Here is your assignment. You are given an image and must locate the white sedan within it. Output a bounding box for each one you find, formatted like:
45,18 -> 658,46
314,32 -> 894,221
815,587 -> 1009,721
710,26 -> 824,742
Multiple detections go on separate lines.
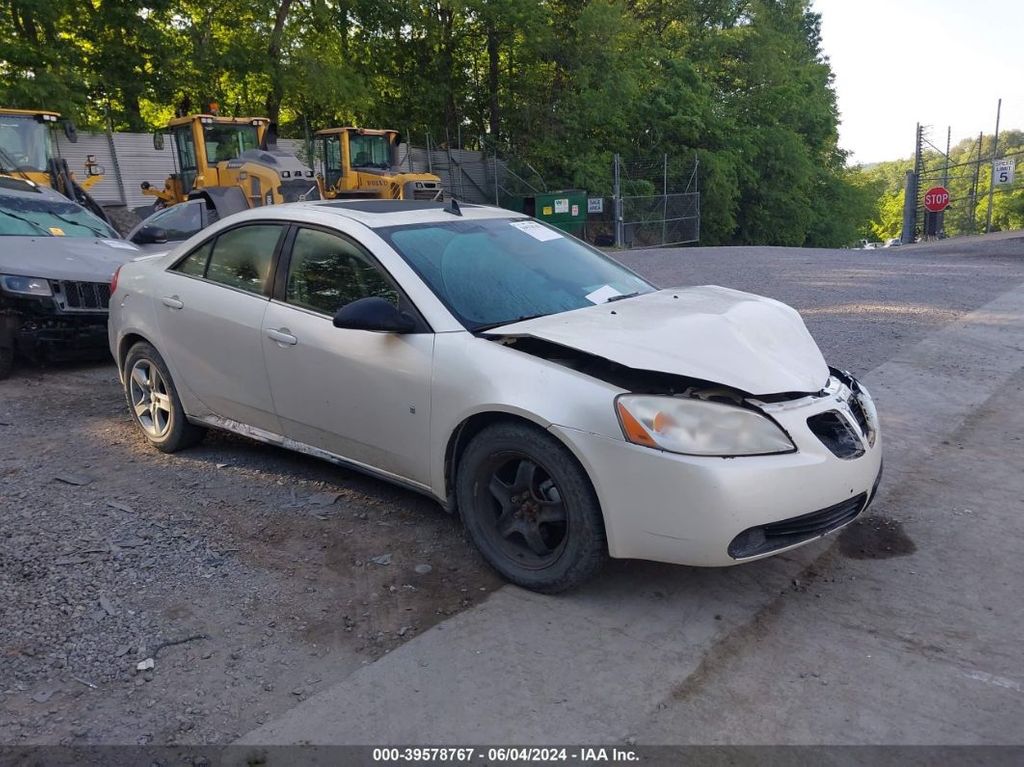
109,201 -> 882,592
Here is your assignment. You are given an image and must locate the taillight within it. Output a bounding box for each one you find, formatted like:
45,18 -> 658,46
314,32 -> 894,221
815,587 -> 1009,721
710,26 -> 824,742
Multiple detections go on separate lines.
110,265 -> 123,295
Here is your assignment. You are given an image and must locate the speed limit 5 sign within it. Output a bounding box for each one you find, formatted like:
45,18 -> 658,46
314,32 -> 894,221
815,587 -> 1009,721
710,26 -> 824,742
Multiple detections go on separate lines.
994,159 -> 1015,186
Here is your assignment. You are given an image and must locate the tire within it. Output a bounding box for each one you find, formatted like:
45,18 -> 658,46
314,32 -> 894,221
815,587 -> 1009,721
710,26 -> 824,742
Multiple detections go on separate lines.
102,205 -> 142,237
123,342 -> 205,453
456,421 -> 608,593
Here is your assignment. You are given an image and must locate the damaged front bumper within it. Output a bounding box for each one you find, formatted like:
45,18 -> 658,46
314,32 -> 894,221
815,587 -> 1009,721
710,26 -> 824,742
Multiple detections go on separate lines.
1,296 -> 111,361
553,372 -> 883,567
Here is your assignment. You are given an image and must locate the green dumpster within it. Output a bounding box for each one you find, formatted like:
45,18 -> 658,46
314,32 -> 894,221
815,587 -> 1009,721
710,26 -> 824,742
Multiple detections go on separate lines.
504,190 -> 588,236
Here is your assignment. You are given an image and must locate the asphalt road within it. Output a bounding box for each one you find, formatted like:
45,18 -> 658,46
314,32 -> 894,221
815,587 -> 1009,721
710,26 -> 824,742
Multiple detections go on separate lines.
618,231 -> 1024,375
238,231 -> 1024,749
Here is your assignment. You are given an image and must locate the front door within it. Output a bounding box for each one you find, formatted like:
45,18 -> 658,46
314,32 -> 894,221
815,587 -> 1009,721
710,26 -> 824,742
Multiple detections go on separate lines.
173,126 -> 198,194
261,225 -> 434,485
322,135 -> 343,190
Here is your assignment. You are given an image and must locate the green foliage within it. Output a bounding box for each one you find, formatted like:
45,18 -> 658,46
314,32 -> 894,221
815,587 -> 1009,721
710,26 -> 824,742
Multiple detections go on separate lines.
851,128 -> 1024,240
0,0 -> 884,245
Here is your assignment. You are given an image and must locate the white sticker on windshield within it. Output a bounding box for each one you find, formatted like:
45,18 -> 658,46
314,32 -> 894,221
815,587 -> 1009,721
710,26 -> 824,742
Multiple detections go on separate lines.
103,239 -> 138,250
509,220 -> 562,242
585,285 -> 622,304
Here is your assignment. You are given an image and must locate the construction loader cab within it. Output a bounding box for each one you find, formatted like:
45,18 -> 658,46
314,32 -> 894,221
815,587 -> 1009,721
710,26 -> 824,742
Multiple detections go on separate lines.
315,127 -> 443,201
142,114 -> 321,212
0,109 -> 113,228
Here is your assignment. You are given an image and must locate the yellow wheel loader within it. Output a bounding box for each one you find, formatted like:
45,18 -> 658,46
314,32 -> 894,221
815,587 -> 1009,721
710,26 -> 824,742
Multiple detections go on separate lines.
0,108 -> 112,224
314,127 -> 443,200
141,114 -> 321,220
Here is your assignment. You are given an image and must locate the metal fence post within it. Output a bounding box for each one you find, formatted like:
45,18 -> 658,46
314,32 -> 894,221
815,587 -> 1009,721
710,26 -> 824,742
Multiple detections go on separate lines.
661,153 -> 668,246
613,153 -> 623,248
985,98 -> 1002,234
104,125 -> 128,207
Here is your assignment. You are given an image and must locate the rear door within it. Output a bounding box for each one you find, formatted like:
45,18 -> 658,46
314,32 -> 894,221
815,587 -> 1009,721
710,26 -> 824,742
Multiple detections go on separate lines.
261,224 -> 434,485
154,222 -> 285,432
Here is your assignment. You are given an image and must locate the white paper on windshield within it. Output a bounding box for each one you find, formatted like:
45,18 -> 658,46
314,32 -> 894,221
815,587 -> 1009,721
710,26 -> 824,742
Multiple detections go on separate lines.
509,220 -> 562,242
103,239 -> 138,250
585,285 -> 622,304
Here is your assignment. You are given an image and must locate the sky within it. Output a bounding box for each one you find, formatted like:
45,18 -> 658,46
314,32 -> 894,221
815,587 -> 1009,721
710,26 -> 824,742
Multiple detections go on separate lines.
812,0 -> 1024,165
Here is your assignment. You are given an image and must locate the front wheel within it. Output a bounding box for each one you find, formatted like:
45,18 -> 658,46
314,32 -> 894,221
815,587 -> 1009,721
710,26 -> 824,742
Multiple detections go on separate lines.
456,422 -> 608,593
123,342 -> 205,452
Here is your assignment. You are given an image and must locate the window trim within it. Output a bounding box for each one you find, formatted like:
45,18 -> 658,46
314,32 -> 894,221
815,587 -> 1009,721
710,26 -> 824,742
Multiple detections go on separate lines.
272,222 -> 432,333
167,220 -> 288,299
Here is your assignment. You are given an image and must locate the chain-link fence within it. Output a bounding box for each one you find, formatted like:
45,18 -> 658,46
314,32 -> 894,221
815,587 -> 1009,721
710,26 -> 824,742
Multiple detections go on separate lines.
612,154 -> 700,248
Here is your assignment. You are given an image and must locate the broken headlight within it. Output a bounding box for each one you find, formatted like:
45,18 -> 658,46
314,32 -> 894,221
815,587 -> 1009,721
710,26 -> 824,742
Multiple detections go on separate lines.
616,394 -> 795,457
1,274 -> 52,297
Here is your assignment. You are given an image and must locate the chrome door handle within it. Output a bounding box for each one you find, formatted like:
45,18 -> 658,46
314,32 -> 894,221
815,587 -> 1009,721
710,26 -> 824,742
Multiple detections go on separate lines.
161,295 -> 184,310
266,328 -> 298,346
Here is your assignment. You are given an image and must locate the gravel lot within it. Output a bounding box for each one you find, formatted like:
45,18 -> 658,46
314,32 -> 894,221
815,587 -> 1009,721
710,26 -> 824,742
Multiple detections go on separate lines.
2,231 -> 1022,745
0,365 -> 500,744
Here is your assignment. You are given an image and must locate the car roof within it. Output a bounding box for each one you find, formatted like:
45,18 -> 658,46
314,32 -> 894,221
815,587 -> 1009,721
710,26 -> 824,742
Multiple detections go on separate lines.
295,199 -> 526,229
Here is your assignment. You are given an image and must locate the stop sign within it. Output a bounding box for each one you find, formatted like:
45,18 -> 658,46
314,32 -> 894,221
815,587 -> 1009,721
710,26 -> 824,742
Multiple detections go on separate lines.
924,186 -> 950,213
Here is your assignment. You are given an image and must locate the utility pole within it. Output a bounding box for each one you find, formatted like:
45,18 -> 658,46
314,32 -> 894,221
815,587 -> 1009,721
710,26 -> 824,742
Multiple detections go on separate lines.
939,125 -> 951,237
942,126 -> 951,187
984,98 -> 1002,234
969,132 -> 983,233
901,123 -> 923,244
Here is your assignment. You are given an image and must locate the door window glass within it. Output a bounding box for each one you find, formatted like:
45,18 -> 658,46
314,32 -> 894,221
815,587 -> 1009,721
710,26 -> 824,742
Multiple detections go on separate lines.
173,240 -> 212,276
174,127 -> 197,193
285,228 -> 398,315
204,225 -> 282,294
323,135 -> 343,189
140,201 -> 203,242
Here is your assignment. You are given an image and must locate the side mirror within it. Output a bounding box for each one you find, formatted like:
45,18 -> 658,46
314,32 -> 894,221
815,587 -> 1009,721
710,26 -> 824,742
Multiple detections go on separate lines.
133,225 -> 168,245
63,120 -> 78,143
333,297 -> 415,333
153,133 -> 165,151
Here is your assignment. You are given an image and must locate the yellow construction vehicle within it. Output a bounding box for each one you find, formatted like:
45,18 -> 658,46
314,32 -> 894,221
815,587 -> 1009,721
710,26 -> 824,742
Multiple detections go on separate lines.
141,113 -> 321,215
314,127 -> 443,200
0,108 -> 110,222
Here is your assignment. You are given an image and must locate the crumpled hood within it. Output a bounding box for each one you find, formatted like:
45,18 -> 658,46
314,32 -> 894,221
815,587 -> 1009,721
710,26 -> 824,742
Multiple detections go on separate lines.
0,236 -> 140,282
488,286 -> 830,395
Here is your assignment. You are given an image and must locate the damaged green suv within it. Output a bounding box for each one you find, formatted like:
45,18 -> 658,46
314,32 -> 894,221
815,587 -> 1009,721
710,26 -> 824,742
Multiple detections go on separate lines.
0,176 -> 139,379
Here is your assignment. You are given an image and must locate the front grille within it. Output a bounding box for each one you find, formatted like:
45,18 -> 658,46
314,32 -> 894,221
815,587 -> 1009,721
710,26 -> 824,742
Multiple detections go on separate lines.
51,280 -> 110,312
808,410 -> 865,459
279,179 -> 321,203
405,180 -> 443,201
728,493 -> 868,559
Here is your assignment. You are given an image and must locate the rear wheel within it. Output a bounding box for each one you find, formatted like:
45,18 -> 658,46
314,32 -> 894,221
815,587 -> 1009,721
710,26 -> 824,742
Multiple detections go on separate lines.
123,342 -> 205,452
456,422 -> 607,593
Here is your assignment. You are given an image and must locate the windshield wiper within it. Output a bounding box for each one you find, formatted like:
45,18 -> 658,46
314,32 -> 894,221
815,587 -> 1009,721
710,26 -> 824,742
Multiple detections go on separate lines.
48,211 -> 108,238
605,291 -> 643,303
473,312 -> 552,333
0,208 -> 52,236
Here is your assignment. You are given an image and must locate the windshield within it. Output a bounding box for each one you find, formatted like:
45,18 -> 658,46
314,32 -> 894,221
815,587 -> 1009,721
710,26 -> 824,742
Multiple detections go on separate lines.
204,124 -> 259,163
0,195 -> 119,238
0,115 -> 50,172
378,218 -> 654,331
350,134 -> 391,169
